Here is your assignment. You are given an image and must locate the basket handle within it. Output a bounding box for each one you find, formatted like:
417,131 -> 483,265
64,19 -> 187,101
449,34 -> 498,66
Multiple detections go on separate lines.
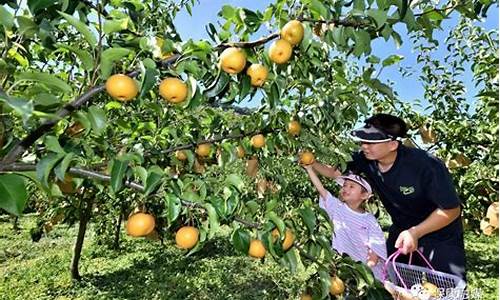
383,248 -> 435,290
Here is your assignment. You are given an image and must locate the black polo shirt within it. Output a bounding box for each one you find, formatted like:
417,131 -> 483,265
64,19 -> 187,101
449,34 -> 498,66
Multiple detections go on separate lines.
347,145 -> 463,241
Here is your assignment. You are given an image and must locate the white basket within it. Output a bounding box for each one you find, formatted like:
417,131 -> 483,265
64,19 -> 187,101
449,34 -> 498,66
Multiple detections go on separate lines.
384,250 -> 466,300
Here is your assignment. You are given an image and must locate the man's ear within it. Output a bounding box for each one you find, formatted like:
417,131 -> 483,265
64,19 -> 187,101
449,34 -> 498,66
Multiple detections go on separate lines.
389,140 -> 399,151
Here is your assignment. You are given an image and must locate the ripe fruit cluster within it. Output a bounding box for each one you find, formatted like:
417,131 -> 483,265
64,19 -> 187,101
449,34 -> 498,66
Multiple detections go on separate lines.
106,74 -> 189,104
126,213 -> 201,250
219,20 -> 305,89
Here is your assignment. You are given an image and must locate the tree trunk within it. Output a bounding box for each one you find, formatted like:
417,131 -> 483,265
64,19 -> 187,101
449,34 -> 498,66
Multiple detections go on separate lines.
12,216 -> 19,232
70,197 -> 93,280
113,210 -> 123,250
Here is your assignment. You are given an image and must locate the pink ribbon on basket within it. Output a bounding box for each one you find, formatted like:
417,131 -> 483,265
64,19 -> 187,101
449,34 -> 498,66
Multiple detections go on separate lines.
383,249 -> 435,290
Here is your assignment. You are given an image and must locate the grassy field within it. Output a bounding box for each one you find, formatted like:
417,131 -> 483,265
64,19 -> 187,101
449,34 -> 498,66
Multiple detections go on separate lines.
0,214 -> 497,300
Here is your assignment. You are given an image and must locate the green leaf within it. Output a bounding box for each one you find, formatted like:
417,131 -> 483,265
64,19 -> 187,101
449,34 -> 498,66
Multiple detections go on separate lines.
353,0 -> 366,13
425,10 -> 445,21
367,9 -> 388,29
87,105 -> 107,135
36,153 -> 65,188
17,72 -> 72,93
44,135 -> 65,153
57,44 -> 94,71
239,75 -> 251,100
391,30 -> 402,48
220,5 -> 236,19
0,96 -> 33,124
225,174 -> 244,192
165,193 -> 181,224
54,153 -> 75,181
402,9 -> 417,31
280,249 -> 299,272
310,0 -> 330,19
268,82 -> 280,109
139,65 -> 159,98
352,29 -> 372,57
58,11 -> 97,48
366,55 -> 380,64
133,166 -> 148,184
267,211 -> 285,234
318,269 -> 331,299
205,203 -> 220,239
371,78 -> 395,99
110,158 -> 129,193
0,6 -> 14,29
299,207 -> 316,234
100,47 -> 133,79
28,0 -> 57,14
376,0 -> 389,10
382,54 -> 404,67
245,200 -> 259,215
399,0 -> 408,20
0,174 -> 28,216
103,18 -> 129,34
204,72 -> 230,98
332,26 -> 347,47
231,228 -> 250,254
144,167 -> 163,196
16,16 -> 38,38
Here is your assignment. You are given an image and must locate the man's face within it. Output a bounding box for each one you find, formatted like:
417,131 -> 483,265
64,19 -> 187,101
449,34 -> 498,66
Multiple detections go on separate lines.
360,140 -> 398,160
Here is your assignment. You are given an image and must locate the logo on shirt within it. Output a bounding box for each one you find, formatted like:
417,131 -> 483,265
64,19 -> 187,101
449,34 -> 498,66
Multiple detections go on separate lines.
400,186 -> 415,195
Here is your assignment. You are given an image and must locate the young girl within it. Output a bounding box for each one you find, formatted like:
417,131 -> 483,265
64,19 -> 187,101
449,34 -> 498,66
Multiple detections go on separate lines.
304,165 -> 387,281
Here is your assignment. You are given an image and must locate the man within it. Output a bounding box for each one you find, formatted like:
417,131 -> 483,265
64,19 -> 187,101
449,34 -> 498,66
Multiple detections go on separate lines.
312,114 -> 466,280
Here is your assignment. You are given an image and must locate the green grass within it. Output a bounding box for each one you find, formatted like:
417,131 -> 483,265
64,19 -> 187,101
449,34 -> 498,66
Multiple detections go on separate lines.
0,214 -> 498,300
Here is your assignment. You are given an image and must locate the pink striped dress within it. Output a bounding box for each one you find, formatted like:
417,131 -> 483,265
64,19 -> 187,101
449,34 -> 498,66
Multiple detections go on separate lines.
319,191 -> 387,281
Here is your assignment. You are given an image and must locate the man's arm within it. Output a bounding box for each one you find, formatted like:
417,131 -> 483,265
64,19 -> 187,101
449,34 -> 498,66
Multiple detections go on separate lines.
312,161 -> 342,179
395,207 -> 461,254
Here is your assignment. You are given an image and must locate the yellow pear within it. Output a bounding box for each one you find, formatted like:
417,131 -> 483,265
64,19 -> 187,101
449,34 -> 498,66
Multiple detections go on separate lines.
271,228 -> 295,251
159,77 -> 188,103
105,74 -> 138,102
246,64 -> 268,87
288,120 -> 301,136
220,47 -> 246,74
175,150 -> 187,161
268,39 -> 293,64
236,146 -> 245,158
330,276 -> 345,296
248,239 -> 266,258
251,134 -> 266,148
281,20 -> 304,45
486,202 -> 499,228
195,143 -> 211,157
300,294 -> 312,300
299,151 -> 315,165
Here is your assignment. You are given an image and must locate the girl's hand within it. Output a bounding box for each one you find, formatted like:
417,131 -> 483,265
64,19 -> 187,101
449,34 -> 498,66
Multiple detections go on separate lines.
302,163 -> 313,171
366,248 -> 379,267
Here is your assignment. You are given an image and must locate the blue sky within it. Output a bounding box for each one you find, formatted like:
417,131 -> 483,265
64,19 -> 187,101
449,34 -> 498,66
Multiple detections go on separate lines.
174,1 -> 498,110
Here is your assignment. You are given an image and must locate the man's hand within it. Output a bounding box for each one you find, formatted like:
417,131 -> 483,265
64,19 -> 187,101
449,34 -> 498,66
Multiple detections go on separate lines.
394,227 -> 420,254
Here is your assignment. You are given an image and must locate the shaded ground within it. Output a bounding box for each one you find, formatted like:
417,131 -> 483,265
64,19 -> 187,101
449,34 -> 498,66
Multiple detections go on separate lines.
0,214 -> 497,299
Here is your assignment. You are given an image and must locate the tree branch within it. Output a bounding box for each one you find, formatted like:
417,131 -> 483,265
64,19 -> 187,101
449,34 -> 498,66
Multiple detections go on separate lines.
158,128 -> 272,155
414,4 -> 457,17
215,16 -> 372,50
216,33 -> 280,49
1,55 -> 179,165
207,102 -> 255,115
0,162 -> 261,228
298,17 -> 370,28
